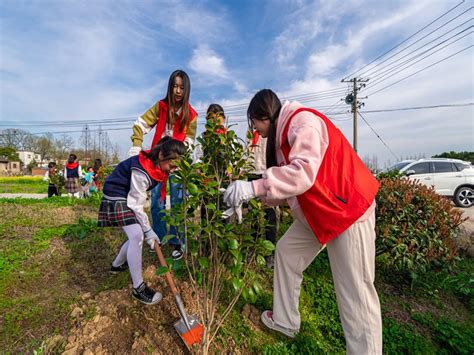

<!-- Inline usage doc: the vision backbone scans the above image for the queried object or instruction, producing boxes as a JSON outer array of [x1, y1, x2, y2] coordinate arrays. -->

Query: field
[[0, 195, 473, 354], [0, 176, 48, 194]]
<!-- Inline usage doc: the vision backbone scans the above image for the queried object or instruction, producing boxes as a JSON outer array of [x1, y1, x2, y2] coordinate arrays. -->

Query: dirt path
[[0, 193, 48, 199]]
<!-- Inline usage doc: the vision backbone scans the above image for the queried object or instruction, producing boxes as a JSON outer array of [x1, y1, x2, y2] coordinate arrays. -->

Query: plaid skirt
[[97, 198, 138, 227], [65, 177, 80, 194]]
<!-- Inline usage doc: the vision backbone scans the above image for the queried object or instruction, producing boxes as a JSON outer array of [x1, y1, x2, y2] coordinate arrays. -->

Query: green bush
[[412, 313, 474, 354], [383, 318, 437, 354], [375, 176, 464, 275]]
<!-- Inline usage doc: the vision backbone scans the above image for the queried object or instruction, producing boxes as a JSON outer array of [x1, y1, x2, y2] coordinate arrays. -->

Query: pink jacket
[[252, 100, 374, 225]]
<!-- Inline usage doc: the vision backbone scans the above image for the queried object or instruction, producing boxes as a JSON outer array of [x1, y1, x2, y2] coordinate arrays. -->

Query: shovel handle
[[154, 242, 179, 296]]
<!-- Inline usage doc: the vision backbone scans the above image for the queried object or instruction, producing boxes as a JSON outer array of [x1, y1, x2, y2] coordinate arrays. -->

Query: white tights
[[112, 224, 144, 288]]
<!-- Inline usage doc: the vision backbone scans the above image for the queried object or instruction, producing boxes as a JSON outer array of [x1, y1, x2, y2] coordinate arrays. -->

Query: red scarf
[[151, 100, 198, 147], [66, 162, 78, 170], [138, 151, 168, 202]]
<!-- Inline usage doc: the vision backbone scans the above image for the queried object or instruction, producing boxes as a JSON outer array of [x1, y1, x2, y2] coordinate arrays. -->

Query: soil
[[46, 266, 198, 354]]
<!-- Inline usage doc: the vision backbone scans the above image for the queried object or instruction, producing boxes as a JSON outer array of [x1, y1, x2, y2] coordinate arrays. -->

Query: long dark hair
[[142, 136, 186, 166], [163, 70, 191, 131], [247, 89, 281, 168], [93, 159, 102, 173]]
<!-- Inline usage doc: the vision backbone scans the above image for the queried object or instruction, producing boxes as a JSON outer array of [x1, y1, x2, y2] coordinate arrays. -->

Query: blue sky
[[1, 0, 473, 166]]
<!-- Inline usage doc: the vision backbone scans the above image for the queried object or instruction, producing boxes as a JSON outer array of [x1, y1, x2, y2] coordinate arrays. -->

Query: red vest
[[281, 108, 379, 244], [151, 100, 197, 147]]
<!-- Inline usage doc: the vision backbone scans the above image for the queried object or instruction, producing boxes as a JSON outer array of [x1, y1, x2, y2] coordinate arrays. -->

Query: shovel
[[153, 242, 203, 349]]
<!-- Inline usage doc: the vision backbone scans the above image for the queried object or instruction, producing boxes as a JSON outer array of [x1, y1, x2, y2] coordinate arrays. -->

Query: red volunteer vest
[[151, 100, 197, 147], [281, 108, 379, 244]]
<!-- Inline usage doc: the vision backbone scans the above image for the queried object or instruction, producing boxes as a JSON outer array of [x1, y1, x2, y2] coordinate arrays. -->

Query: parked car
[[382, 159, 415, 173], [395, 158, 474, 208]]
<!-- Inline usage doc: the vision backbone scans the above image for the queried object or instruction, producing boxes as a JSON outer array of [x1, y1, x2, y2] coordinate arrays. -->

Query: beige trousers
[[273, 211, 382, 354]]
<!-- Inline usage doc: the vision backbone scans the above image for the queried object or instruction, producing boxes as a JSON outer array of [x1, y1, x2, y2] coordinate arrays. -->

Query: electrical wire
[[357, 7, 473, 78], [342, 0, 466, 80], [358, 112, 399, 161], [364, 22, 473, 83], [365, 44, 473, 96], [365, 29, 473, 90]]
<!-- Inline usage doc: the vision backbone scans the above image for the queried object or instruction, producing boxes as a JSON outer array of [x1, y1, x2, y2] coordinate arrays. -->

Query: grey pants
[[273, 211, 382, 354]]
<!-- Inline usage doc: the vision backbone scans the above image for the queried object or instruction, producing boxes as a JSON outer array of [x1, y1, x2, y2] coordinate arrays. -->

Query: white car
[[397, 158, 474, 208]]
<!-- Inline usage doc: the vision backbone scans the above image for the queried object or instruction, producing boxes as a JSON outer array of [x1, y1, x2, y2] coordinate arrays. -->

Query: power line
[[342, 0, 466, 80], [358, 112, 399, 161], [357, 7, 473, 79], [365, 44, 473, 96], [2, 103, 471, 136], [364, 22, 473, 84], [365, 29, 473, 90]]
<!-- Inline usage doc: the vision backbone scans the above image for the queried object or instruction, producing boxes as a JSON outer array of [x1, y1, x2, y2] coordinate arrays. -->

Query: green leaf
[[155, 266, 169, 276], [229, 239, 239, 250], [198, 257, 209, 269], [161, 234, 175, 245], [232, 278, 243, 291], [261, 240, 275, 252], [187, 183, 199, 195], [256, 255, 266, 266], [248, 287, 257, 303]]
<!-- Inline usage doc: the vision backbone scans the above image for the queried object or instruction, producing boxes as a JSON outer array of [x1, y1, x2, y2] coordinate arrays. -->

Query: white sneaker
[[261, 311, 298, 338]]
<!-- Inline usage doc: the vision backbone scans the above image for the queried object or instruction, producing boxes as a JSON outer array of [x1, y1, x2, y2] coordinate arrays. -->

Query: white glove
[[128, 146, 141, 157], [223, 181, 255, 207], [144, 229, 160, 249], [222, 205, 243, 224]]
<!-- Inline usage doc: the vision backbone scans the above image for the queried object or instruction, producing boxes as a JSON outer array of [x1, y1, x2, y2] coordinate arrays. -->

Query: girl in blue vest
[[224, 89, 382, 354], [127, 70, 198, 260], [64, 153, 82, 197], [98, 137, 186, 305]]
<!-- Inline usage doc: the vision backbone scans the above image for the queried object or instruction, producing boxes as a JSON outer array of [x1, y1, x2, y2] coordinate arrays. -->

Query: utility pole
[[341, 77, 369, 153]]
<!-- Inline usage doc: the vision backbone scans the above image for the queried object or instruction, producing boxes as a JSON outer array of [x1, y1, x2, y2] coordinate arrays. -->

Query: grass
[[0, 198, 472, 353], [0, 176, 48, 193], [217, 211, 474, 354], [0, 198, 125, 352]]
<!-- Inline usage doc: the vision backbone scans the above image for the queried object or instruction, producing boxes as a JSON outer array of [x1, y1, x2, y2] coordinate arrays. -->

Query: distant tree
[[0, 147, 21, 161], [34, 134, 55, 164], [0, 128, 35, 150], [363, 155, 380, 173], [432, 151, 474, 164], [26, 159, 38, 173]]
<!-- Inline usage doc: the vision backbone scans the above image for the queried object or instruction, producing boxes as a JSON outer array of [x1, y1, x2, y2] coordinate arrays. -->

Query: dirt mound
[[47, 266, 200, 354]]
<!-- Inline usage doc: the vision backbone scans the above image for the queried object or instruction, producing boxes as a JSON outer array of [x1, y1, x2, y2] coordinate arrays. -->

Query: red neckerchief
[[251, 130, 260, 146], [66, 162, 78, 170], [151, 100, 198, 147], [138, 151, 168, 202]]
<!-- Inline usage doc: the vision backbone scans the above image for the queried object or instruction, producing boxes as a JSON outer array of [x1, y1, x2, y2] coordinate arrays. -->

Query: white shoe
[[261, 311, 298, 338]]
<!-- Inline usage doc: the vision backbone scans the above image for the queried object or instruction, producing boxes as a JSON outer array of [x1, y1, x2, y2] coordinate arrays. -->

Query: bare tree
[[0, 128, 35, 150]]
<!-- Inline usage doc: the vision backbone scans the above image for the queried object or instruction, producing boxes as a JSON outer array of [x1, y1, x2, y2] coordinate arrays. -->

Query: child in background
[[43, 162, 59, 197], [64, 154, 82, 198], [127, 70, 198, 260], [193, 103, 227, 163], [194, 104, 228, 225], [93, 159, 103, 191], [98, 137, 186, 305], [82, 167, 97, 198]]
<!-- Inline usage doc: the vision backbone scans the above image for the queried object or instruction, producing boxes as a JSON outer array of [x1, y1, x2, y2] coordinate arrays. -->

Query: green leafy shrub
[[375, 176, 464, 275], [164, 117, 273, 353], [412, 313, 474, 354], [383, 318, 437, 354]]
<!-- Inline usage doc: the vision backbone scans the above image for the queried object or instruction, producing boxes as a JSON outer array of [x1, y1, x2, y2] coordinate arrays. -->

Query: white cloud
[[189, 46, 230, 79]]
